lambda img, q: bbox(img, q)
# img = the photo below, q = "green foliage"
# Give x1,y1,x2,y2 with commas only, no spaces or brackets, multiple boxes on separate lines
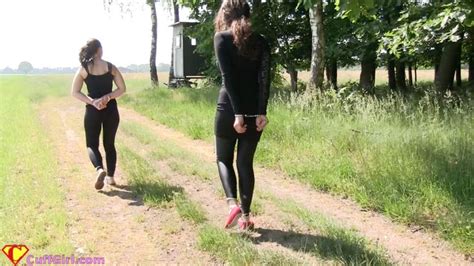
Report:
382,1,473,60
324,1,357,67
253,1,311,74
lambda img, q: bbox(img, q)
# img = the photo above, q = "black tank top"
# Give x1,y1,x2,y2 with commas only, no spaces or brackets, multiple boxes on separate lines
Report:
84,62,116,108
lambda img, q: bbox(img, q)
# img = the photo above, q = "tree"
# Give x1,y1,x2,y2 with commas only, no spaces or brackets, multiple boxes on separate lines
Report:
147,0,159,86
382,0,473,92
307,0,325,90
252,1,311,91
469,28,474,84
168,0,180,87
104,0,160,86
18,61,33,74
324,0,357,90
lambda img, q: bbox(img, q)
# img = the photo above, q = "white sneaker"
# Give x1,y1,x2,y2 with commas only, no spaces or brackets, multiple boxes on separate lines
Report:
106,176,116,186
95,169,106,190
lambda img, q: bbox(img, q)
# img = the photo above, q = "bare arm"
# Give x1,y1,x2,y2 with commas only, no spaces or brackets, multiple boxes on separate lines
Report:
71,68,94,105
103,65,126,101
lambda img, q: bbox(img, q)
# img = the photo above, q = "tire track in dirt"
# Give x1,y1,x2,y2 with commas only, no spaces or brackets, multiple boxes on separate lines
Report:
119,106,469,265
38,98,215,265
119,131,323,265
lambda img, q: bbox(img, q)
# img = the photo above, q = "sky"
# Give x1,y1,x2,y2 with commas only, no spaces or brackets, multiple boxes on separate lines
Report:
0,0,191,69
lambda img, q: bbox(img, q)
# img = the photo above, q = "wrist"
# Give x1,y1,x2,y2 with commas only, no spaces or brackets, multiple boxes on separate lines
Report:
235,114,243,118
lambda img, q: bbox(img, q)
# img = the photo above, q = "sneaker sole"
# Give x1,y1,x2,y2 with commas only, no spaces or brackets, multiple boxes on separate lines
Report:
95,171,106,190
106,178,116,186
239,223,255,232
225,207,242,229
225,212,242,229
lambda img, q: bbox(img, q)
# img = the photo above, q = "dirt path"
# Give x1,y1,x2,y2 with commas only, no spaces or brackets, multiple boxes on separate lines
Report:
38,98,215,265
119,106,470,265
119,131,322,264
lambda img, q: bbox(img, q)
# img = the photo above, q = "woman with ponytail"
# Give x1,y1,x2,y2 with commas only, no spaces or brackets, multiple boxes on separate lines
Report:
214,0,271,230
71,39,126,190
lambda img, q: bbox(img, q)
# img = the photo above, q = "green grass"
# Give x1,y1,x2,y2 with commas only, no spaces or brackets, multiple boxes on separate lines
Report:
122,87,215,140
173,193,208,224
0,76,73,259
122,84,474,253
121,121,216,181
268,195,391,265
198,225,299,265
119,145,183,207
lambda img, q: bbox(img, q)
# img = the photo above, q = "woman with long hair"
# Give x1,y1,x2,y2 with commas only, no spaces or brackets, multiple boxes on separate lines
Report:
71,39,126,190
214,0,271,230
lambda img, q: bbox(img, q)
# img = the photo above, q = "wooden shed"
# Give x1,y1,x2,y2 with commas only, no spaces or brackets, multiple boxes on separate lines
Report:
170,21,205,87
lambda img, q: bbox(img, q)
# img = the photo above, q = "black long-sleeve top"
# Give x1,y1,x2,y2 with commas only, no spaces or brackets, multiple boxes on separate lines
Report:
214,31,271,115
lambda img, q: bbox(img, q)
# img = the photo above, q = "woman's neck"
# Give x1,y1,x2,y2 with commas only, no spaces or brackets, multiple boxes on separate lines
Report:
92,57,103,64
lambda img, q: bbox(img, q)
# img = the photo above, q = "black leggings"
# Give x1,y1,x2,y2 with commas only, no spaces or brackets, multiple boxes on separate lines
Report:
216,136,259,214
84,105,120,176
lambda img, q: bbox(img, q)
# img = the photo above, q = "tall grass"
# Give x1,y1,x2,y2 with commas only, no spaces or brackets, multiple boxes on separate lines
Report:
0,76,73,258
122,84,474,253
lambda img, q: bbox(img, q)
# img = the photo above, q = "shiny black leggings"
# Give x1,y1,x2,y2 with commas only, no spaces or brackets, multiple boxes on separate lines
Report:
84,105,120,177
216,136,259,214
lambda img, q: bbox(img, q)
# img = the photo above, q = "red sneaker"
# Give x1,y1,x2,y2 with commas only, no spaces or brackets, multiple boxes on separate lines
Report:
238,217,255,231
224,206,242,228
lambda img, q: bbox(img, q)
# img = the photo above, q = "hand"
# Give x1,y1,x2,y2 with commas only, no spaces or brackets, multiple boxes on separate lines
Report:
233,115,247,134
99,95,111,106
256,115,268,132
92,98,106,110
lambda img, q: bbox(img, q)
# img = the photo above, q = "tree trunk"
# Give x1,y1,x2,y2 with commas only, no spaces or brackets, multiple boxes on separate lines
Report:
149,0,158,86
359,48,377,91
288,67,298,92
455,59,462,88
469,54,474,83
414,61,418,86
469,29,474,84
408,63,413,87
168,0,179,88
253,0,261,9
395,61,407,91
387,57,396,90
435,42,461,92
326,60,338,90
307,0,325,90
434,44,442,81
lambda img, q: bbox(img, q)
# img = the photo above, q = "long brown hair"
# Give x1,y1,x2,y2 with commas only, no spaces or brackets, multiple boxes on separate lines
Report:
214,0,256,57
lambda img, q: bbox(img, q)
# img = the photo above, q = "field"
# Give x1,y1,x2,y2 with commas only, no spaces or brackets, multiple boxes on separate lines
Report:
293,69,470,85
0,73,471,265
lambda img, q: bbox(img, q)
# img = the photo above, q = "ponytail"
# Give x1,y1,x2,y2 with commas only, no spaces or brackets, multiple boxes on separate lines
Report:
79,39,101,69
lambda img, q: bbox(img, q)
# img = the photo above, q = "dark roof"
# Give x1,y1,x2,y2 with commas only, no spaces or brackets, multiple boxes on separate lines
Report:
169,21,199,27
